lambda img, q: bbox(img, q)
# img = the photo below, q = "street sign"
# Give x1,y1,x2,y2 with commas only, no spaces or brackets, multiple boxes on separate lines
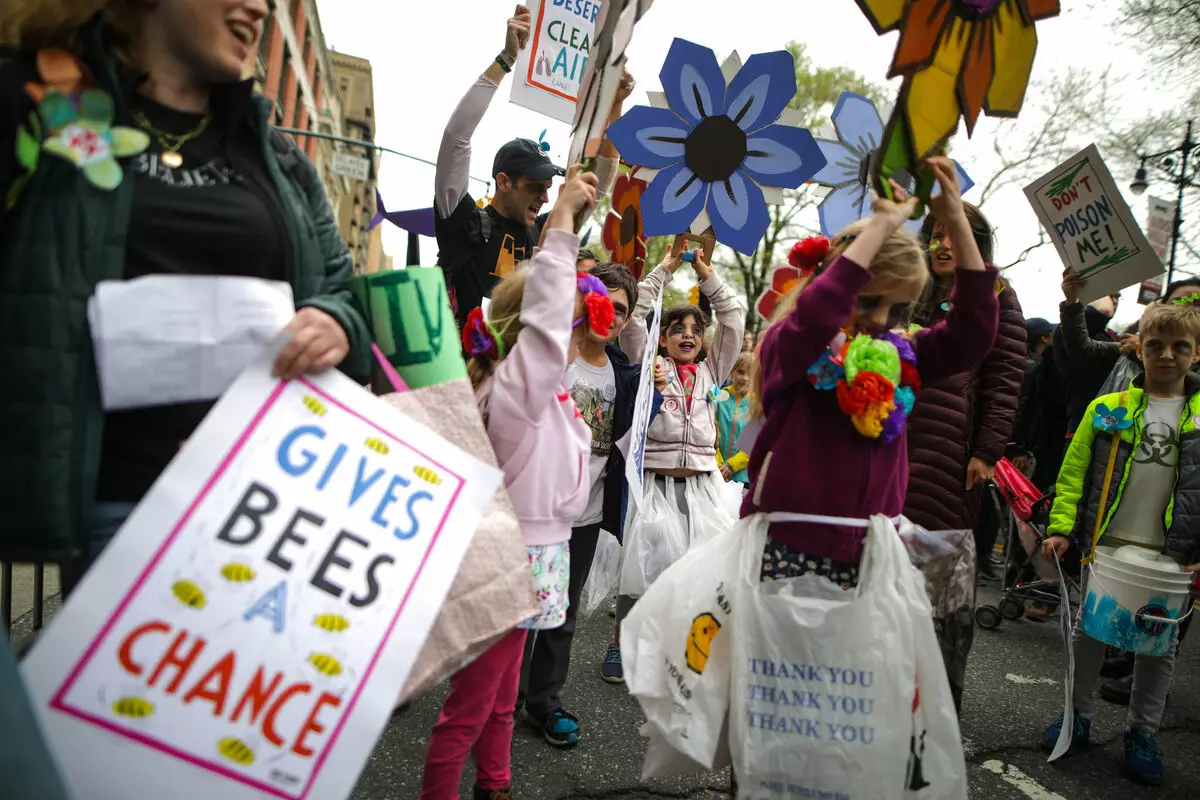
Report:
1146,195,1176,263
332,151,371,182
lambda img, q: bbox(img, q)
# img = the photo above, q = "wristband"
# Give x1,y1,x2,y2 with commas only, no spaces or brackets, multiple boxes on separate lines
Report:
495,52,514,73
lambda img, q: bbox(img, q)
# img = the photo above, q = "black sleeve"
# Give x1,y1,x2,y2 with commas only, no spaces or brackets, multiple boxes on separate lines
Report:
433,192,483,282
0,55,31,243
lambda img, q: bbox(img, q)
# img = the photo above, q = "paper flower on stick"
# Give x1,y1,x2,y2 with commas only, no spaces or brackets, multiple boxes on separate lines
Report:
812,91,973,237
856,0,1059,207
605,38,827,255
755,236,831,321
602,169,648,277
1094,403,1133,433
38,88,148,190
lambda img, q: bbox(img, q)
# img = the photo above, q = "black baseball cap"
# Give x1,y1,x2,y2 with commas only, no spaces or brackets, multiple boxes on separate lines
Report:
1026,317,1056,341
492,138,565,182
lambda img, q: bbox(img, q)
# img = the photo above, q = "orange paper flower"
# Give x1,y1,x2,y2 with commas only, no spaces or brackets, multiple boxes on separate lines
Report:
602,169,648,278
858,0,1060,158
836,372,895,416
754,265,805,322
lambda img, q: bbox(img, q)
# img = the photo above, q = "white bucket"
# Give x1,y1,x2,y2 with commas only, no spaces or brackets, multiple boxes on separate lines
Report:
1081,566,1191,656
1095,546,1192,584
1094,558,1193,589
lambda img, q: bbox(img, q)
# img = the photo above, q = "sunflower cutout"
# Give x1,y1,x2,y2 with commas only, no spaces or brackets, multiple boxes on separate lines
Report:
755,265,803,322
602,168,649,278
857,0,1059,205
605,38,827,256
812,91,974,237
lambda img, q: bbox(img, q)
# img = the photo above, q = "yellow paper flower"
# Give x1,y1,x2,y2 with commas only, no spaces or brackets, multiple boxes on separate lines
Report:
851,400,896,439
857,0,1060,159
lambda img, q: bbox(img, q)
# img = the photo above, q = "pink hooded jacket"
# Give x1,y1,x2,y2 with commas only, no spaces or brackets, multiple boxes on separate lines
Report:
475,228,592,547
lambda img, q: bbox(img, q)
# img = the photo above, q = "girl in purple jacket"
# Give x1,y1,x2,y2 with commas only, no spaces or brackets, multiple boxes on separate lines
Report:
743,158,1000,587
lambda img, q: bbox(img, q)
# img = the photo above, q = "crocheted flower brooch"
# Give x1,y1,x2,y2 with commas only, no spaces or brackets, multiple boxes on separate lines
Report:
807,329,920,443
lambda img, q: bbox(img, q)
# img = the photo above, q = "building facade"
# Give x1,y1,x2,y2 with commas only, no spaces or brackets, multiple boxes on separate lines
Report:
251,0,387,274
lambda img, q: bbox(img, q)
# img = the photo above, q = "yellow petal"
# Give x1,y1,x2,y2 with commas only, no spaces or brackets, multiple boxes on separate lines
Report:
83,158,123,190
985,2,1038,116
856,0,909,32
905,18,970,158
110,127,149,158
42,137,77,162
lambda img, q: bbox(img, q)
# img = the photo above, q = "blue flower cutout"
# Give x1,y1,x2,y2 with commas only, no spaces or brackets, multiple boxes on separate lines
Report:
1094,403,1134,432
812,92,974,238
807,350,845,390
605,38,826,255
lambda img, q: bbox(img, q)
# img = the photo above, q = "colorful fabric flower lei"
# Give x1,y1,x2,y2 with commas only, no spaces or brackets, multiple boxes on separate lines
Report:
462,307,505,360
808,328,920,443
575,273,615,336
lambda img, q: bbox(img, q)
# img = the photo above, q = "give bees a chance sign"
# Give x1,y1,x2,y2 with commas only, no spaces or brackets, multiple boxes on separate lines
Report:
22,344,501,800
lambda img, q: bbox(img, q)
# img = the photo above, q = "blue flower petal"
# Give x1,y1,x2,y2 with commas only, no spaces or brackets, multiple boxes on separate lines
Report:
709,170,770,255
724,51,796,133
742,125,826,189
1096,403,1113,417
605,105,691,169
659,38,727,125
955,160,975,196
1112,407,1129,421
818,182,872,238
812,139,862,187
831,92,884,156
640,162,709,238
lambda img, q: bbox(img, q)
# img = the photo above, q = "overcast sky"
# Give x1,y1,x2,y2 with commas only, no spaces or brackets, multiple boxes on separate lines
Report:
318,0,1190,328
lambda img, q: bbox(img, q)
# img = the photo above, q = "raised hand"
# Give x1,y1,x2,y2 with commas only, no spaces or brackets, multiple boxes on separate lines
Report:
548,164,599,229
926,156,964,224
505,5,532,59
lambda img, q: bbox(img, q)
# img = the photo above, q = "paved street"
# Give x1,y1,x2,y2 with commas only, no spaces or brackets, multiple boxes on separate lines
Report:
6,581,1198,798
350,585,1200,800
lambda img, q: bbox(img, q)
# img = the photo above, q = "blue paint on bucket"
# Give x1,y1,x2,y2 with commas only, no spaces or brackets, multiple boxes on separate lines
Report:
1081,577,1187,656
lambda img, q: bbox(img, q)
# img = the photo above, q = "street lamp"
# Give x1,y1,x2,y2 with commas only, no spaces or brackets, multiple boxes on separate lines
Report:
1130,120,1200,289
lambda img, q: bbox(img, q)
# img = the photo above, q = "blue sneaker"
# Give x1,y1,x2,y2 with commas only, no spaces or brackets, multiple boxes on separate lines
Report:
540,709,580,748
1124,728,1165,786
1040,711,1091,754
601,642,624,684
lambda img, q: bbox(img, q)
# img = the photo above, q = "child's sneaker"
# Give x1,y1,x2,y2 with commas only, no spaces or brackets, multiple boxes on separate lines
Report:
1040,711,1090,754
538,709,580,748
1123,728,1165,787
473,787,511,800
600,642,624,683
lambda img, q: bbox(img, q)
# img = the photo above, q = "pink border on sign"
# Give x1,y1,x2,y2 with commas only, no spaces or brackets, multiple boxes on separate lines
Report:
49,378,468,800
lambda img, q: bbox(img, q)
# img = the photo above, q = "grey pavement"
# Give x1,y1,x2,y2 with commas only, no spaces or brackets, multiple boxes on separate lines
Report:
351,584,1200,800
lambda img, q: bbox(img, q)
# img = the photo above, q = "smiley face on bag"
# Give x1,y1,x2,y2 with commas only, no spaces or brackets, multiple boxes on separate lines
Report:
686,612,721,674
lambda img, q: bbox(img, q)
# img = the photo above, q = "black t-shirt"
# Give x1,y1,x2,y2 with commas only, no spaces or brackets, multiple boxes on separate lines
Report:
434,193,537,326
95,94,290,503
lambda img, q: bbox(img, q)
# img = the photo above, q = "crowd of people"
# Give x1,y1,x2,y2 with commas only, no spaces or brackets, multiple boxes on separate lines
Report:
1,2,1198,799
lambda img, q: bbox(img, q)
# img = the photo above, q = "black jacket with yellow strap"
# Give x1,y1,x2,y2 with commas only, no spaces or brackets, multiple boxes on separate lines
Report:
0,19,371,562
1049,373,1200,565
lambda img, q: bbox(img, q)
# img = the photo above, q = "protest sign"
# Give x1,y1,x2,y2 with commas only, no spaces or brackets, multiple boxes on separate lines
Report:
625,291,663,510
1146,195,1177,263
22,344,501,800
1024,144,1161,304
511,0,601,124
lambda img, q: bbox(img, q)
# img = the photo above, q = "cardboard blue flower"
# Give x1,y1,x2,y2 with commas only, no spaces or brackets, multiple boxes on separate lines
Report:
812,91,974,238
606,38,826,255
806,349,845,390
1094,403,1133,432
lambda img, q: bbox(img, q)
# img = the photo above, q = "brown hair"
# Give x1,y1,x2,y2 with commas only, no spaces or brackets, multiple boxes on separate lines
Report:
588,261,638,310
1139,301,1200,343
0,2,140,65
658,304,708,360
748,220,926,420
467,267,529,391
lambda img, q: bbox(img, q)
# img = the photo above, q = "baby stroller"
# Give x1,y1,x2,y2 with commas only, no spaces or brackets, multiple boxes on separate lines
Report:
975,458,1080,630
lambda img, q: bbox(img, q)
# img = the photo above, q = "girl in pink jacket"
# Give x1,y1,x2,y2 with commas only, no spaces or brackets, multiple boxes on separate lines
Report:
419,169,607,800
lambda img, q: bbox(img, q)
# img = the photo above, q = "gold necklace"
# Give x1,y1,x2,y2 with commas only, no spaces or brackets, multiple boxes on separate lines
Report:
132,109,212,168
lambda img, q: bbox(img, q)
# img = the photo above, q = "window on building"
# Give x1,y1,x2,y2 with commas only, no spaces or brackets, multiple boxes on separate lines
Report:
365,106,372,118
277,50,290,108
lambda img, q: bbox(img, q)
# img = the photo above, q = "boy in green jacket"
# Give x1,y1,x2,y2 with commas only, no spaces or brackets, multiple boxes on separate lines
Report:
1041,301,1200,787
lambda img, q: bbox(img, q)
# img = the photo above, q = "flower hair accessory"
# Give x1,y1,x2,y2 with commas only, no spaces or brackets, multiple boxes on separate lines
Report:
788,236,831,276
806,328,920,443
575,272,615,336
462,307,505,360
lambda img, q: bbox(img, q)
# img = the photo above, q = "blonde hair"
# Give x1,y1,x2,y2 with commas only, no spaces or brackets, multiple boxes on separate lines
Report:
1140,301,1200,343
748,220,926,420
1,1,140,64
467,267,529,391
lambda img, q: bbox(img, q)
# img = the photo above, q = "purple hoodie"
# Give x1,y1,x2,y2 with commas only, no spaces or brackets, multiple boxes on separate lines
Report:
740,254,1000,562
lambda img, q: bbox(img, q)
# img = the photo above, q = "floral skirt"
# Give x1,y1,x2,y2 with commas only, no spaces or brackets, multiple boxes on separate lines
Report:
759,532,860,589
518,541,571,630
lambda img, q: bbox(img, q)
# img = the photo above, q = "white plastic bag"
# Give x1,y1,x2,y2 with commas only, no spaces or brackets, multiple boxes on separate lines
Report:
685,470,736,546
640,716,732,780
1097,355,1140,397
618,477,689,597
729,515,921,799
581,530,622,615
622,515,755,769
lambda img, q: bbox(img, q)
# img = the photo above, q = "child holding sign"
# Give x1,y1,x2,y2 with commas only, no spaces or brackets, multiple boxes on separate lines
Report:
419,168,607,800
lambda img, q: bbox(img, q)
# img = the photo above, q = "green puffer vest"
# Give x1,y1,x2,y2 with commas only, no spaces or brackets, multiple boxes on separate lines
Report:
0,24,371,562
1049,373,1200,565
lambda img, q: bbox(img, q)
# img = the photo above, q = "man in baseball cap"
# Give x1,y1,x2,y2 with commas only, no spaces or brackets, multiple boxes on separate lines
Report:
433,5,631,327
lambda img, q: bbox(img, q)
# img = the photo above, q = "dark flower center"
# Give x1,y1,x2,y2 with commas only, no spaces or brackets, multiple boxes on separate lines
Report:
620,204,639,243
954,0,1003,16
684,116,747,183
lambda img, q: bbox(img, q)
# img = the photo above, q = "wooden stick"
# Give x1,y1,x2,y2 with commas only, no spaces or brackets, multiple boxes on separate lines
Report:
1085,432,1123,565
